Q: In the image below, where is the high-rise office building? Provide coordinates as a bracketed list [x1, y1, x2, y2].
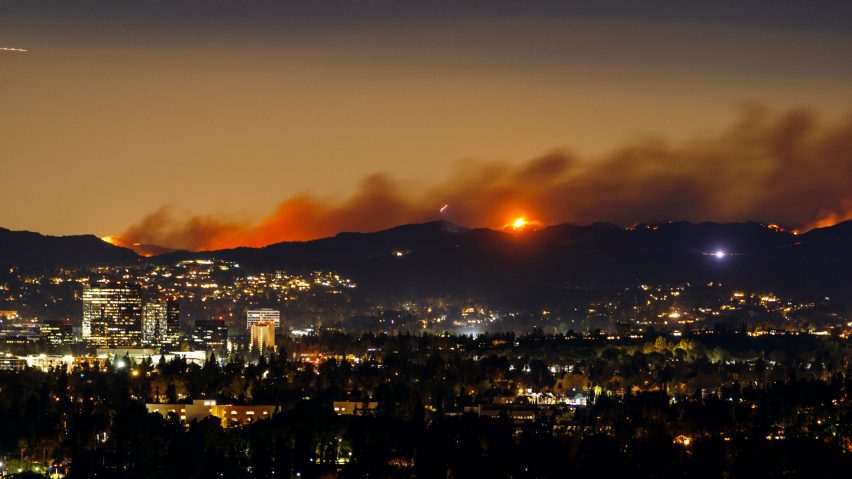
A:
[246, 309, 280, 329]
[82, 286, 143, 348]
[192, 319, 228, 350]
[249, 321, 276, 352]
[164, 299, 180, 346]
[40, 320, 75, 347]
[142, 299, 180, 347]
[142, 302, 167, 345]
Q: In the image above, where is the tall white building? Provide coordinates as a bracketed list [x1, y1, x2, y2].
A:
[143, 300, 181, 347]
[142, 302, 167, 344]
[246, 309, 280, 329]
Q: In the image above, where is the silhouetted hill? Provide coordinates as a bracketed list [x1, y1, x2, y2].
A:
[4, 220, 852, 302]
[158, 220, 471, 265]
[155, 220, 852, 302]
[0, 227, 140, 267]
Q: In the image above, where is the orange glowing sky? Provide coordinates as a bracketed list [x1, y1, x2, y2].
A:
[2, 2, 852, 249]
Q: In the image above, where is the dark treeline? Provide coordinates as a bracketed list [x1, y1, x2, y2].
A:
[0, 332, 850, 478]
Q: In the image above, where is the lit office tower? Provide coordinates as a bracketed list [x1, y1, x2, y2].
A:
[82, 286, 143, 348]
[164, 299, 180, 345]
[143, 299, 180, 347]
[250, 321, 276, 352]
[192, 319, 228, 350]
[142, 302, 167, 345]
[246, 309, 280, 329]
[39, 320, 75, 347]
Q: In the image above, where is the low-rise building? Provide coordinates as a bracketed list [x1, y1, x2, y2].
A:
[40, 320, 76, 347]
[25, 354, 75, 372]
[333, 401, 380, 416]
[147, 399, 275, 427]
[464, 404, 555, 424]
[212, 404, 275, 427]
[0, 353, 27, 371]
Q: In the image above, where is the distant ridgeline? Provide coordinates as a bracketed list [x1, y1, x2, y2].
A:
[2, 220, 852, 303]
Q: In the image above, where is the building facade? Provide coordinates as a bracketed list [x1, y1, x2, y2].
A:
[147, 399, 274, 427]
[142, 299, 180, 347]
[82, 286, 143, 348]
[0, 353, 27, 371]
[39, 320, 76, 347]
[142, 301, 166, 345]
[164, 299, 180, 345]
[192, 319, 228, 350]
[332, 401, 380, 416]
[246, 309, 280, 329]
[249, 321, 276, 352]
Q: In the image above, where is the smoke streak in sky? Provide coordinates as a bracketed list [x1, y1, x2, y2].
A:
[118, 106, 852, 251]
[4, 2, 852, 242]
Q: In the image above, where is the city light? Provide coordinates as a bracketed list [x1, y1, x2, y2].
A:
[0, 2, 849, 475]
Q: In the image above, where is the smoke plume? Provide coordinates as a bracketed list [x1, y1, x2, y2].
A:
[119, 105, 852, 252]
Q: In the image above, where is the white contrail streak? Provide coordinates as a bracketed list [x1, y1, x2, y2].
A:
[0, 47, 28, 52]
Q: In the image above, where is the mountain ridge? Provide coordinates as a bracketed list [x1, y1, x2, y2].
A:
[0, 226, 140, 267]
[2, 220, 851, 302]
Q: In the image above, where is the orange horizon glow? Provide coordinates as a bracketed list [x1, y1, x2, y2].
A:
[108, 195, 852, 256]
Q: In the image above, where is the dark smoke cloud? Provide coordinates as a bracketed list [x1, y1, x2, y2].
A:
[120, 105, 852, 251]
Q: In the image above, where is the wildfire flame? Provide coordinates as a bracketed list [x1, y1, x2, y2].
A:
[800, 206, 852, 232]
[107, 108, 852, 252]
[100, 235, 157, 257]
[503, 216, 542, 232]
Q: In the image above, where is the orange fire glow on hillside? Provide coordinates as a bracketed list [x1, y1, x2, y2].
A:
[502, 216, 543, 232]
[799, 204, 852, 232]
[113, 106, 852, 253]
[101, 235, 155, 257]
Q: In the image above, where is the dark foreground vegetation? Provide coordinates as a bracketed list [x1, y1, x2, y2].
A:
[1, 331, 850, 478]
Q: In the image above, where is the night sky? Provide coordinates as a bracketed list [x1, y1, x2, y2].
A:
[2, 1, 852, 250]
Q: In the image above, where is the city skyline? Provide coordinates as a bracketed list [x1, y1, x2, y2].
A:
[1, 4, 851, 476]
